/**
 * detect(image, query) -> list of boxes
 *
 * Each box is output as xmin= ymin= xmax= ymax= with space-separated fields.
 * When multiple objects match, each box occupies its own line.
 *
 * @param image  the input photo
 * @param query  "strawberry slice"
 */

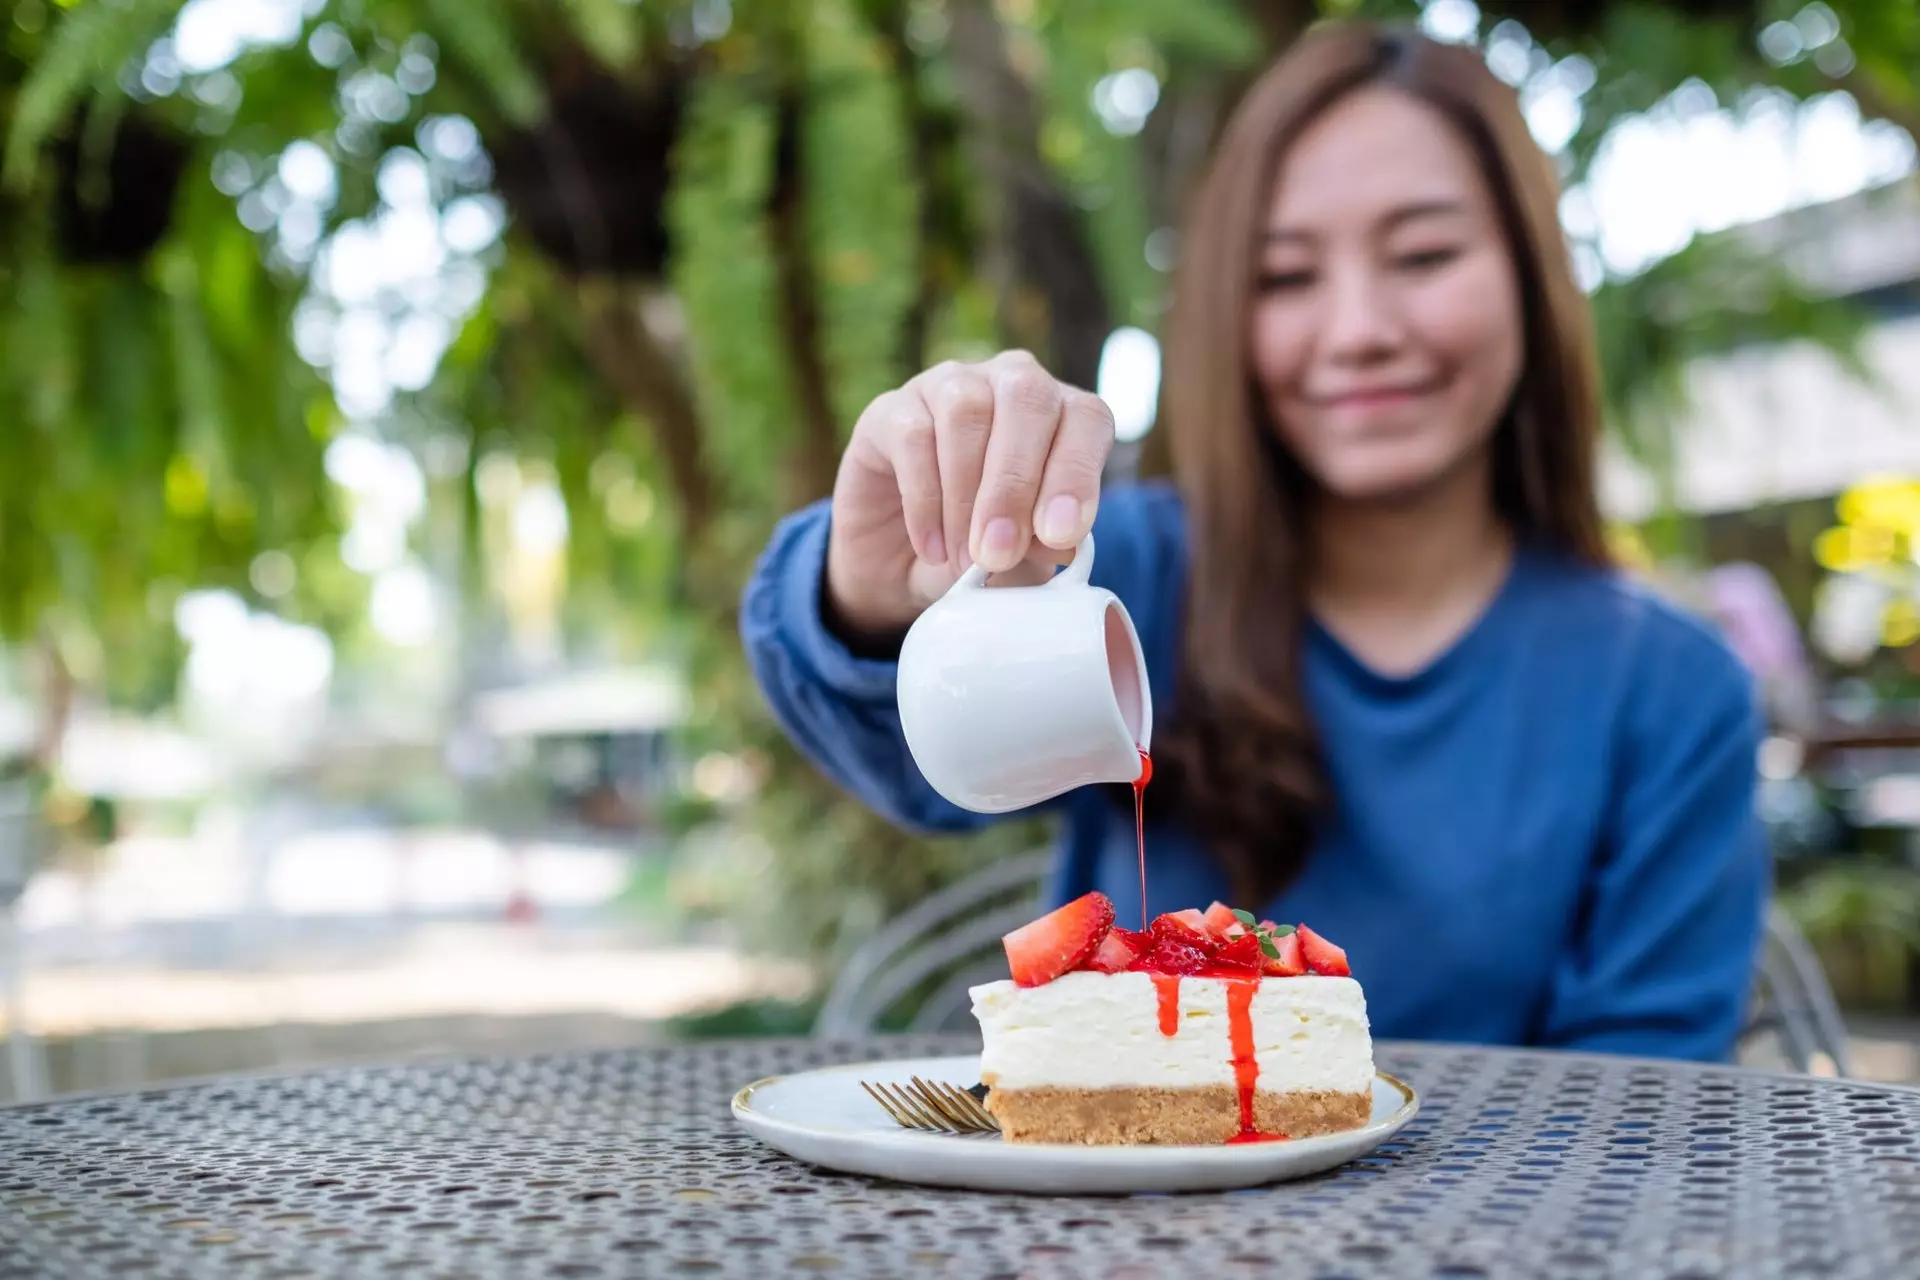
xmin=1171 ymin=908 xmax=1210 ymax=934
xmin=1297 ymin=924 xmax=1351 ymax=977
xmin=1261 ymin=930 xmax=1306 ymax=977
xmin=1209 ymin=933 xmax=1263 ymax=972
xmin=1002 ymin=892 xmax=1115 ymax=987
xmin=1200 ymin=902 xmax=1240 ymax=940
xmin=1083 ymin=926 xmax=1152 ymax=974
xmin=1130 ymin=937 xmax=1211 ymax=975
xmin=1150 ymin=912 xmax=1215 ymax=953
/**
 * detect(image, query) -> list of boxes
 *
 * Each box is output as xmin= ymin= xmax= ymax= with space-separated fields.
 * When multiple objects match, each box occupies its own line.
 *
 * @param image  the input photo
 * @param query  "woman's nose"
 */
xmin=1319 ymin=261 xmax=1406 ymax=364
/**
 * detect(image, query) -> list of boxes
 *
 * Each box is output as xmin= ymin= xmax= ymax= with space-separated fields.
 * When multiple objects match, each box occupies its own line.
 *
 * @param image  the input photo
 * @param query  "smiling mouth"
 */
xmin=1312 ymin=385 xmax=1437 ymax=410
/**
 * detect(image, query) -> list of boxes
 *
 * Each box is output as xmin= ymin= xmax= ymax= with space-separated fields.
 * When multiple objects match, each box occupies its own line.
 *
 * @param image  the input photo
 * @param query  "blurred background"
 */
xmin=0 ymin=0 xmax=1916 ymax=1098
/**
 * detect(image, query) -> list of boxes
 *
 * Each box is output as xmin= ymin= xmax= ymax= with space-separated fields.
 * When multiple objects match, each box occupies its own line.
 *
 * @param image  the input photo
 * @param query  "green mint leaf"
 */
xmin=1259 ymin=937 xmax=1280 ymax=958
xmin=1268 ymin=924 xmax=1296 ymax=938
xmin=1232 ymin=909 xmax=1256 ymax=927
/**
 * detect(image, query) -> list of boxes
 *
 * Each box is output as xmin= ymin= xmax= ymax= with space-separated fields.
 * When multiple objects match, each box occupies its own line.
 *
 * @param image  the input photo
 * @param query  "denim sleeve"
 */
xmin=738 ymin=500 xmax=992 ymax=834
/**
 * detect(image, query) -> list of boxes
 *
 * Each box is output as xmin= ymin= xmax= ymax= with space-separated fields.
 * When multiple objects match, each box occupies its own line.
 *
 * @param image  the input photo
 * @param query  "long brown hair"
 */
xmin=1148 ymin=21 xmax=1611 ymax=906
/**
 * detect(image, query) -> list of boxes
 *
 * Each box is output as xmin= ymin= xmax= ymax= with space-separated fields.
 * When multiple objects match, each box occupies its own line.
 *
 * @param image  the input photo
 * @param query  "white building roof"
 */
xmin=1601 ymin=313 xmax=1920 ymax=520
xmin=471 ymin=666 xmax=690 ymax=738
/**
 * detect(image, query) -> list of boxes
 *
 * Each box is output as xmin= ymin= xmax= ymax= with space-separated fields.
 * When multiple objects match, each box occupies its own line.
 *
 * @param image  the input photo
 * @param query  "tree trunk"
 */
xmin=945 ymin=0 xmax=1112 ymax=389
xmin=1134 ymin=0 xmax=1317 ymax=247
xmin=1477 ymin=0 xmax=1757 ymax=40
xmin=1136 ymin=77 xmax=1229 ymax=248
xmin=767 ymin=46 xmax=844 ymax=509
xmin=31 ymin=628 xmax=71 ymax=777
xmin=1129 ymin=1 xmax=1319 ymax=480
xmin=867 ymin=0 xmax=950 ymax=378
xmin=574 ymin=280 xmax=717 ymax=550
xmin=1243 ymin=0 xmax=1320 ymax=52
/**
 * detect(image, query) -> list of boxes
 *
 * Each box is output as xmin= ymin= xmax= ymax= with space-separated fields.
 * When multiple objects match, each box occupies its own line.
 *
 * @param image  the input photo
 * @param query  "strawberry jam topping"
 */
xmin=1140 ymin=970 xmax=1283 ymax=1143
xmin=1224 ymin=977 xmax=1272 ymax=1143
xmin=1150 ymin=974 xmax=1181 ymax=1038
xmin=1132 ymin=749 xmax=1151 ymax=932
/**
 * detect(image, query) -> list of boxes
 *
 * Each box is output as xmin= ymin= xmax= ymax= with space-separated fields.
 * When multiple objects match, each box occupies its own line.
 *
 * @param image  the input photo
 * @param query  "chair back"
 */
xmin=813 ymin=850 xmax=1048 ymax=1037
xmin=0 ymin=778 xmax=37 ymax=905
xmin=1742 ymin=903 xmax=1854 ymax=1076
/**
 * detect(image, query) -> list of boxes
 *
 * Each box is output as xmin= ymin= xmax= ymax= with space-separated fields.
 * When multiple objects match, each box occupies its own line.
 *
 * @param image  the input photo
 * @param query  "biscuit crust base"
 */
xmin=982 ymin=1084 xmax=1372 ymax=1146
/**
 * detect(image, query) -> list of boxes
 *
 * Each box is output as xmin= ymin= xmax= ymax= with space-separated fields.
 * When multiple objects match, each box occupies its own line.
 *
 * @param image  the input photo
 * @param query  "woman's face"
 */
xmin=1251 ymin=86 xmax=1524 ymax=505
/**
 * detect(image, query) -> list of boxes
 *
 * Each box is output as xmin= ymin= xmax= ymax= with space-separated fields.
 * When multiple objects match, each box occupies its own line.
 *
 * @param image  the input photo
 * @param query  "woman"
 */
xmin=740 ymin=22 xmax=1767 ymax=1061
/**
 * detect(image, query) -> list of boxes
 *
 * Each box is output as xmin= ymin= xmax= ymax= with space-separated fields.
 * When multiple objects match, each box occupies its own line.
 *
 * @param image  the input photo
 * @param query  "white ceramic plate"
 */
xmin=732 ymin=1054 xmax=1419 ymax=1195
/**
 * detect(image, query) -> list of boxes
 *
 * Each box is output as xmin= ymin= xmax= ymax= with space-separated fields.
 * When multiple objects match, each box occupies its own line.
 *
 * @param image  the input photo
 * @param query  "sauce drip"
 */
xmin=1132 ymin=749 xmax=1152 ymax=931
xmin=1131 ymin=747 xmax=1288 ymax=1144
xmin=1224 ymin=979 xmax=1272 ymax=1142
xmin=1150 ymin=974 xmax=1180 ymax=1038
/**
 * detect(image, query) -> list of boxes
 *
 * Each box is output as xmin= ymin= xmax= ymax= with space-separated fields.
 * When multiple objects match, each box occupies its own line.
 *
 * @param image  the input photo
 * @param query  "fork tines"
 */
xmin=862 ymin=1077 xmax=999 ymax=1134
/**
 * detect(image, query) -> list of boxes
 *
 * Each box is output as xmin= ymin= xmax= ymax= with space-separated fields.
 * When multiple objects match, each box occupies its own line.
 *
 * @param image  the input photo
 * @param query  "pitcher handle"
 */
xmin=1047 ymin=533 xmax=1095 ymax=588
xmin=947 ymin=533 xmax=1095 ymax=593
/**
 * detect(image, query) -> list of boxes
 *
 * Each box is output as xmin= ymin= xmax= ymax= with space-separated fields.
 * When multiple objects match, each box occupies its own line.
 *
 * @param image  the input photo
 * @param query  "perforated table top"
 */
xmin=1 ymin=1036 xmax=1917 ymax=1278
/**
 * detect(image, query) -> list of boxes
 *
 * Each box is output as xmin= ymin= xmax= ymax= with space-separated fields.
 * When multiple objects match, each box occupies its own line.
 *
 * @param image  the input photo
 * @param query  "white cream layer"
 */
xmin=970 ymin=970 xmax=1373 ymax=1093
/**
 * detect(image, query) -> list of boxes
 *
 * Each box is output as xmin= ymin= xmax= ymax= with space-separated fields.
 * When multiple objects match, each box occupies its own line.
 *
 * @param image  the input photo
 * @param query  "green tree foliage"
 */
xmin=1 ymin=5 xmax=343 ymax=706
xmin=1 ymin=0 xmax=1914 ymax=954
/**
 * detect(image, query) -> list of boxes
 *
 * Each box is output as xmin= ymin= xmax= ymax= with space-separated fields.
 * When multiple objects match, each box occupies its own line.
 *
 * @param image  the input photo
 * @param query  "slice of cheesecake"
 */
xmin=969 ymin=894 xmax=1373 ymax=1145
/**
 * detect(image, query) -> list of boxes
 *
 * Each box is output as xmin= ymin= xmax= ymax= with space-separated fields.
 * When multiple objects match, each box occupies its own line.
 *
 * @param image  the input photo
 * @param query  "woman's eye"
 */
xmin=1395 ymin=246 xmax=1461 ymax=271
xmin=1256 ymin=269 xmax=1315 ymax=293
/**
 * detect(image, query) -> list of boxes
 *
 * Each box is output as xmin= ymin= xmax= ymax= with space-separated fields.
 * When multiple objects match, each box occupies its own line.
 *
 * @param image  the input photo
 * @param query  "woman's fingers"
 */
xmin=1033 ymin=386 xmax=1115 ymax=552
xmin=919 ymin=361 xmax=996 ymax=574
xmin=889 ymin=352 xmax=1111 ymax=577
xmin=970 ymin=351 xmax=1062 ymax=572
xmin=862 ymin=388 xmax=945 ymax=565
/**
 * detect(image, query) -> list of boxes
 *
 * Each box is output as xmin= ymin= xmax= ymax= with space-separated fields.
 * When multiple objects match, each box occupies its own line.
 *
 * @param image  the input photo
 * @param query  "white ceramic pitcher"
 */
xmin=896 ymin=534 xmax=1152 ymax=813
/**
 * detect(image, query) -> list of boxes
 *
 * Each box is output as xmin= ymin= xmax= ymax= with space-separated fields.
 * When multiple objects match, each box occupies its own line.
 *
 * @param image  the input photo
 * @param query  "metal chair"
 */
xmin=0 ymin=777 xmax=48 ymax=1102
xmin=813 ymin=849 xmax=1051 ymax=1037
xmin=1740 ymin=902 xmax=1855 ymax=1077
xmin=819 ymin=857 xmax=1857 ymax=1078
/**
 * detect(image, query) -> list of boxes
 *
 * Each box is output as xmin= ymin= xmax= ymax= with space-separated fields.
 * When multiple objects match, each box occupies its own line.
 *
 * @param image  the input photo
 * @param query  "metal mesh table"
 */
xmin=2 ymin=1036 xmax=1918 ymax=1279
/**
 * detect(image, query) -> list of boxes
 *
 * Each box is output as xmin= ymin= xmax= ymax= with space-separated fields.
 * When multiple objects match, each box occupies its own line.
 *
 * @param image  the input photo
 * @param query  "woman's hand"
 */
xmin=824 ymin=350 xmax=1117 ymax=639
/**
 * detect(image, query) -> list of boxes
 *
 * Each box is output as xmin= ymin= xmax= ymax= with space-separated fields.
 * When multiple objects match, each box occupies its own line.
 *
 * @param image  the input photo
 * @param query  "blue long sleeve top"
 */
xmin=741 ymin=481 xmax=1770 ymax=1062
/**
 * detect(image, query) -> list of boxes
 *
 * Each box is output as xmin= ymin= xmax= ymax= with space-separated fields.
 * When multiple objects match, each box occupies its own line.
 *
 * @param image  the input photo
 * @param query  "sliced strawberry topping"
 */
xmin=1129 ymin=937 xmax=1210 ymax=975
xmin=1297 ymin=923 xmax=1351 ymax=976
xmin=1048 ymin=904 xmax=1350 ymax=982
xmin=1261 ymin=930 xmax=1306 ymax=976
xmin=1199 ymin=902 xmax=1240 ymax=940
xmin=1001 ymin=892 xmax=1115 ymax=987
xmin=1149 ymin=912 xmax=1215 ymax=953
xmin=1209 ymin=933 xmax=1264 ymax=972
xmin=1083 ymin=926 xmax=1152 ymax=974
xmin=1170 ymin=907 xmax=1210 ymax=934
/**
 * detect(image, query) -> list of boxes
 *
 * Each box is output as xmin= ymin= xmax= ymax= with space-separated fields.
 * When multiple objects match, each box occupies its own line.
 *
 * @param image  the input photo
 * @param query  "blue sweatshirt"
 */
xmin=741 ymin=482 xmax=1769 ymax=1062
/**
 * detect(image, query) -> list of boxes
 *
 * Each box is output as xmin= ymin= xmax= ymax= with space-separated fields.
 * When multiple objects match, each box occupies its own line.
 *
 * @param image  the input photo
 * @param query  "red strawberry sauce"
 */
xmin=1223 ymin=978 xmax=1285 ymax=1143
xmin=1131 ymin=747 xmax=1286 ymax=1144
xmin=1150 ymin=974 xmax=1180 ymax=1037
xmin=1133 ymin=749 xmax=1152 ymax=932
xmin=1140 ymin=968 xmax=1285 ymax=1143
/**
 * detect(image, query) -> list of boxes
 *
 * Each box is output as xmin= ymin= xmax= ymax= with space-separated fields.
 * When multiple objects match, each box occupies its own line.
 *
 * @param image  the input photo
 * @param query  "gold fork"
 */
xmin=861 ymin=1076 xmax=1000 ymax=1134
